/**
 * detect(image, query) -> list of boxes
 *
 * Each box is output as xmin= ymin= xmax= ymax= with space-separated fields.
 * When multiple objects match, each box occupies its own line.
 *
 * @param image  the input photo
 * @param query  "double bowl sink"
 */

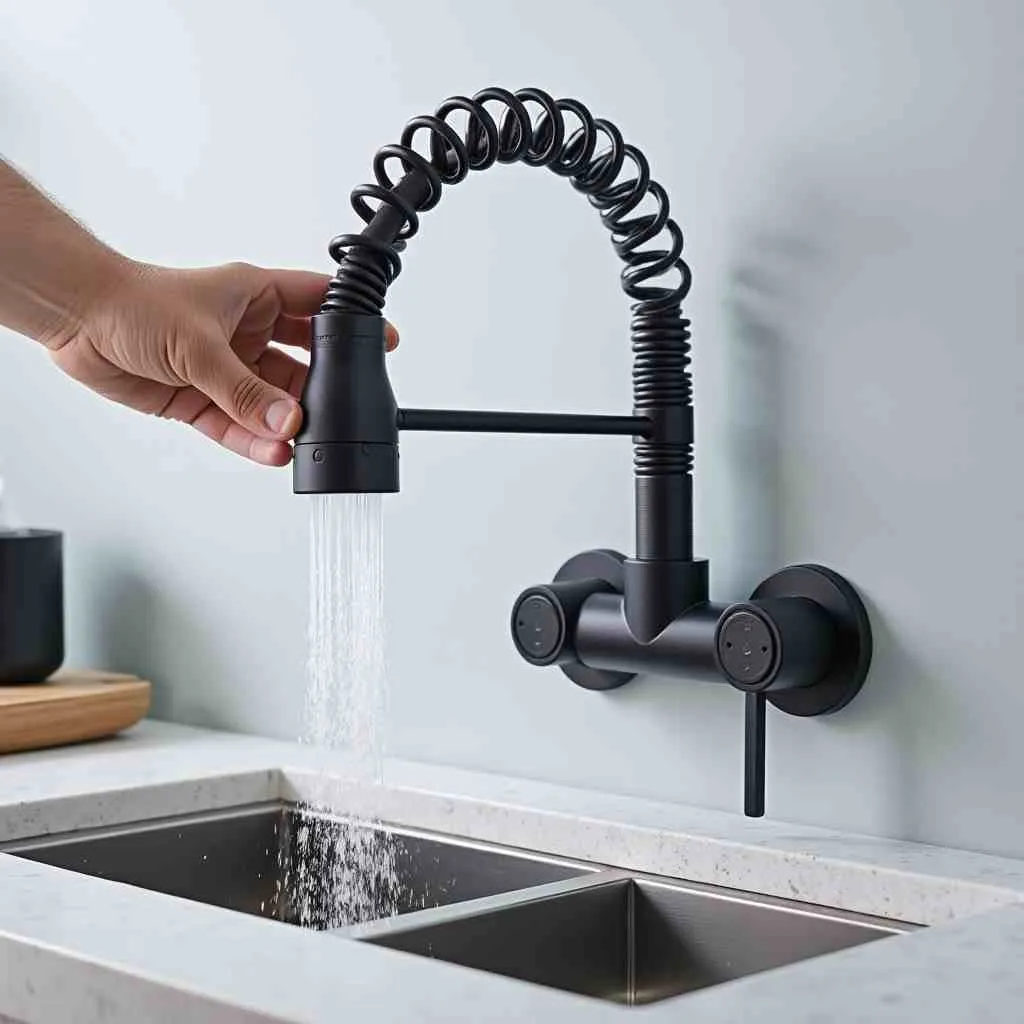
xmin=0 ymin=802 xmax=915 ymax=1006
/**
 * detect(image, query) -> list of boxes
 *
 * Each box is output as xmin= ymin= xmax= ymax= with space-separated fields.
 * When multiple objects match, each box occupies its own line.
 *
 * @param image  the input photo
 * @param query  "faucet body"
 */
xmin=294 ymin=89 xmax=873 ymax=817
xmin=510 ymin=550 xmax=869 ymax=817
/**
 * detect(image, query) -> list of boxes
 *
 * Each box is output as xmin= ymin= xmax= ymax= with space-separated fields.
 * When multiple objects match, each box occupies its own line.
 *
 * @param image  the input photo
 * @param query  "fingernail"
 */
xmin=265 ymin=399 xmax=298 ymax=435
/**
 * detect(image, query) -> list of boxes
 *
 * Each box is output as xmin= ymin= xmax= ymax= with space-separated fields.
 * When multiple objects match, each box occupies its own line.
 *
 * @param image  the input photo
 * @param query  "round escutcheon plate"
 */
xmin=553 ymin=549 xmax=635 ymax=692
xmin=753 ymin=564 xmax=873 ymax=717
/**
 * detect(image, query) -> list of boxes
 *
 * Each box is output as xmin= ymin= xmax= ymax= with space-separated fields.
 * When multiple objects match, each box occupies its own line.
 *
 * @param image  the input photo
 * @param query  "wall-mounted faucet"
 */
xmin=293 ymin=87 xmax=872 ymax=817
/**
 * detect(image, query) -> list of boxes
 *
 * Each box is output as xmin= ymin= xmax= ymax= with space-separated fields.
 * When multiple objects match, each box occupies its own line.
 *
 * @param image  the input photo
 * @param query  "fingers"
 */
xmin=256 ymin=347 xmax=307 ymax=400
xmin=272 ymin=314 xmax=314 ymax=349
xmin=189 ymin=404 xmax=292 ymax=466
xmin=159 ymin=385 xmax=293 ymax=467
xmin=162 ymin=350 xmax=306 ymax=466
xmin=159 ymin=384 xmax=211 ymax=425
xmin=385 ymin=321 xmax=400 ymax=352
xmin=267 ymin=269 xmax=333 ymax=317
xmin=183 ymin=340 xmax=300 ymax=440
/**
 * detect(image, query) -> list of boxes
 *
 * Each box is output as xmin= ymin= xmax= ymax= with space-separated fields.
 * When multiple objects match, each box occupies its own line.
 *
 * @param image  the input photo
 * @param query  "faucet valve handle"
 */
xmin=716 ymin=564 xmax=874 ymax=817
xmin=744 ymin=692 xmax=767 ymax=818
xmin=715 ymin=597 xmax=835 ymax=820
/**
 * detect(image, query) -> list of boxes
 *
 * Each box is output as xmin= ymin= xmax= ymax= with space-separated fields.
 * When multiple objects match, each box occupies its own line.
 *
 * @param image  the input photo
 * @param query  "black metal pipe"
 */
xmin=573 ymin=593 xmax=729 ymax=681
xmin=623 ymin=556 xmax=709 ymax=643
xmin=635 ymin=475 xmax=693 ymax=561
xmin=398 ymin=409 xmax=652 ymax=437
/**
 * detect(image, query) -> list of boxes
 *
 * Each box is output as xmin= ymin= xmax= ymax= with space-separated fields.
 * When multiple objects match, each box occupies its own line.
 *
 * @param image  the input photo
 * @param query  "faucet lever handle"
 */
xmin=744 ymin=692 xmax=767 ymax=817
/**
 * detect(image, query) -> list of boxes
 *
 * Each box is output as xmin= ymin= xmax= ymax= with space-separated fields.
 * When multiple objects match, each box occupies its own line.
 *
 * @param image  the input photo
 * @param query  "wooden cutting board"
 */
xmin=0 ymin=670 xmax=151 ymax=754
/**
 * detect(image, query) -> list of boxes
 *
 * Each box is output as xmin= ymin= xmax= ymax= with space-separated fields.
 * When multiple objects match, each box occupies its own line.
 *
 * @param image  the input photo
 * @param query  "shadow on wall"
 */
xmin=721 ymin=174 xmax=952 ymax=838
xmin=83 ymin=557 xmax=234 ymax=731
xmin=719 ymin=179 xmax=847 ymax=586
xmin=846 ymin=594 xmax=940 ymax=841
xmin=721 ymin=243 xmax=787 ymax=590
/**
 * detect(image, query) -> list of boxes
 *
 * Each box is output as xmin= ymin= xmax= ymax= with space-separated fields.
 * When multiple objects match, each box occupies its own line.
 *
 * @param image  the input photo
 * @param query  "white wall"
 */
xmin=2 ymin=1 xmax=1021 ymax=856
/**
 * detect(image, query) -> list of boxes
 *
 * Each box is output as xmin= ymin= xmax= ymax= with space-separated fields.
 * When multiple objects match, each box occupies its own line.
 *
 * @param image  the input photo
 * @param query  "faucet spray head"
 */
xmin=292 ymin=311 xmax=399 ymax=494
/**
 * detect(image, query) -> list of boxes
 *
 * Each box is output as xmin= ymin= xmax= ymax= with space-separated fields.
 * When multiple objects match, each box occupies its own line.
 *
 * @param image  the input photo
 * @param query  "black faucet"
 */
xmin=292 ymin=87 xmax=872 ymax=817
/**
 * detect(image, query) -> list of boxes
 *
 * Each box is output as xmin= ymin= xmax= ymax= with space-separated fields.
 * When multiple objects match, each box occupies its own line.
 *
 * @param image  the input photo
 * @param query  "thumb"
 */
xmin=186 ymin=341 xmax=301 ymax=439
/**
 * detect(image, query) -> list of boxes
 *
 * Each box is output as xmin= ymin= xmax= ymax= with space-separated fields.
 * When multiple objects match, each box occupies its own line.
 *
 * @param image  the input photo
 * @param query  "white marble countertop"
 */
xmin=1 ymin=720 xmax=1023 ymax=1023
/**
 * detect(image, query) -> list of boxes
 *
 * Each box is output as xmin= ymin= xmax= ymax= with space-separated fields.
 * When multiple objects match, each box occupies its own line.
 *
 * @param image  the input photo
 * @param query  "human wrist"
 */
xmin=0 ymin=158 xmax=138 ymax=351
xmin=33 ymin=244 xmax=140 ymax=352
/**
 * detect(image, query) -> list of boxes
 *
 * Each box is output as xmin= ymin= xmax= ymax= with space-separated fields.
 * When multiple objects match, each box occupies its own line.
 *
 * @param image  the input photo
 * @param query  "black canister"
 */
xmin=0 ymin=529 xmax=64 ymax=684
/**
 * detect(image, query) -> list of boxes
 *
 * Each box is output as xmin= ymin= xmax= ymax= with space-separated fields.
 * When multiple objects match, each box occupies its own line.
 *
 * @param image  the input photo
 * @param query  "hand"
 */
xmin=47 ymin=260 xmax=399 ymax=467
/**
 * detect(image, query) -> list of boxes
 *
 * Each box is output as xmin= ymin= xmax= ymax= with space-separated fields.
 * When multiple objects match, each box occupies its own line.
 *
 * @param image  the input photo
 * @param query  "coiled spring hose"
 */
xmin=322 ymin=87 xmax=695 ymax=560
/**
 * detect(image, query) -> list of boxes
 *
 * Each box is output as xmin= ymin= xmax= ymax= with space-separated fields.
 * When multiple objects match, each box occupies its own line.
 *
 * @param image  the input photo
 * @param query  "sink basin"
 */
xmin=3 ymin=801 xmax=917 ymax=1004
xmin=2 ymin=802 xmax=588 ymax=929
xmin=361 ymin=873 xmax=914 ymax=1005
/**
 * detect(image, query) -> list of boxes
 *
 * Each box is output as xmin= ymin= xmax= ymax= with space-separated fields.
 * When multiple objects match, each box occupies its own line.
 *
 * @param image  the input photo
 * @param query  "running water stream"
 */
xmin=282 ymin=494 xmax=401 ymax=928
xmin=304 ymin=493 xmax=387 ymax=767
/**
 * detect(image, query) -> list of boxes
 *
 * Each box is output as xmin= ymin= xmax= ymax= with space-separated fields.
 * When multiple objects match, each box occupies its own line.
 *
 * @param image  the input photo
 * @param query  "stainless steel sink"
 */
xmin=2 ymin=802 xmax=918 ymax=1005
xmin=1 ymin=802 xmax=588 ymax=928
xmin=358 ymin=872 xmax=915 ymax=1005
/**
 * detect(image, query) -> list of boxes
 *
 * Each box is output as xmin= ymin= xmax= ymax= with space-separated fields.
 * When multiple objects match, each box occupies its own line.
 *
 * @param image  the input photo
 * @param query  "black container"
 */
xmin=0 ymin=529 xmax=64 ymax=684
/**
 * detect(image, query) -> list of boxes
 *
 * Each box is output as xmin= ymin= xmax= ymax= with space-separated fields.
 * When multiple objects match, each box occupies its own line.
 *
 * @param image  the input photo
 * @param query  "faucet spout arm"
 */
xmin=398 ymin=408 xmax=652 ymax=437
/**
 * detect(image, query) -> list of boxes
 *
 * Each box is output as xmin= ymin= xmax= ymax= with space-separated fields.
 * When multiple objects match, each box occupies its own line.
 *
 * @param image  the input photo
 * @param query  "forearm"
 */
xmin=0 ymin=158 xmax=132 ymax=349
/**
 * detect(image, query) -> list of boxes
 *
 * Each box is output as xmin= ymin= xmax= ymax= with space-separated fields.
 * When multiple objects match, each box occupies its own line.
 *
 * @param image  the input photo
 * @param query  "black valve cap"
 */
xmin=513 ymin=594 xmax=564 ymax=663
xmin=715 ymin=597 xmax=837 ymax=694
xmin=511 ymin=578 xmax=614 ymax=668
xmin=717 ymin=609 xmax=778 ymax=687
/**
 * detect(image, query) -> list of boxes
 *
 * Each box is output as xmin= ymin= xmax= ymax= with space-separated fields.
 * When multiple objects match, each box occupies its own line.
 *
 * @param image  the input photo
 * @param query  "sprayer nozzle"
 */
xmin=293 ymin=441 xmax=398 ymax=494
xmin=292 ymin=312 xmax=399 ymax=495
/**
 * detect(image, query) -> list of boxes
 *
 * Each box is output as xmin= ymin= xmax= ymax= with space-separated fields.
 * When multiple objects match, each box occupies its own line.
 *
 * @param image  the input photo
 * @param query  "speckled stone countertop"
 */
xmin=0 ymin=720 xmax=1023 ymax=1023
